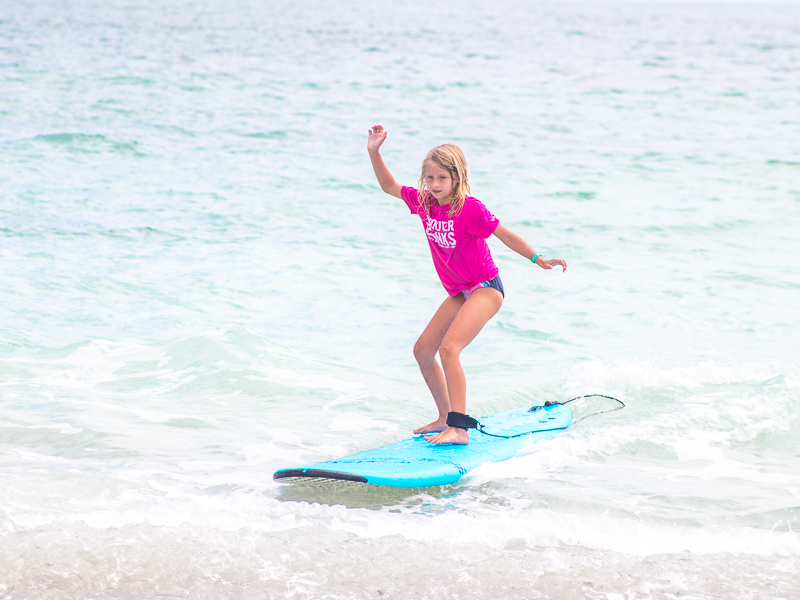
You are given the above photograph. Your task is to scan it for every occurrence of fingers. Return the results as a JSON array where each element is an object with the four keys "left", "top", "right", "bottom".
[{"left": 543, "top": 258, "right": 568, "bottom": 272}]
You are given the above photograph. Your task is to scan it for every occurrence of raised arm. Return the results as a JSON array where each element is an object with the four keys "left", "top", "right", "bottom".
[
  {"left": 493, "top": 223, "right": 568, "bottom": 272},
  {"left": 367, "top": 125, "right": 402, "bottom": 199}
]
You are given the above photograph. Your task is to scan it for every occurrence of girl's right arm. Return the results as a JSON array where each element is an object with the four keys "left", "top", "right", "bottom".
[{"left": 367, "top": 125, "right": 402, "bottom": 199}]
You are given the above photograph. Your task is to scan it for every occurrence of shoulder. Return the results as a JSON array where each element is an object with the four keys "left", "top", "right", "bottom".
[
  {"left": 460, "top": 195, "right": 499, "bottom": 236},
  {"left": 401, "top": 186, "right": 424, "bottom": 213},
  {"left": 401, "top": 185, "right": 418, "bottom": 198},
  {"left": 462, "top": 195, "right": 494, "bottom": 218},
  {"left": 463, "top": 195, "right": 484, "bottom": 209}
]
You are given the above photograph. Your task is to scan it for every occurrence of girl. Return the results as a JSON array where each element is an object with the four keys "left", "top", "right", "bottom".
[{"left": 367, "top": 125, "right": 567, "bottom": 445}]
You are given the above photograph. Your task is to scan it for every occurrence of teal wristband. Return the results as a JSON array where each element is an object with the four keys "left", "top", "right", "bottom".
[{"left": 531, "top": 254, "right": 541, "bottom": 264}]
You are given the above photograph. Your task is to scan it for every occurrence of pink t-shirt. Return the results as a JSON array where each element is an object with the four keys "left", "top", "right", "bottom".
[{"left": 401, "top": 186, "right": 500, "bottom": 296}]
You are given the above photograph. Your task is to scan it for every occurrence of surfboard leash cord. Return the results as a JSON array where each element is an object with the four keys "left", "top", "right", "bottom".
[{"left": 475, "top": 394, "right": 625, "bottom": 440}]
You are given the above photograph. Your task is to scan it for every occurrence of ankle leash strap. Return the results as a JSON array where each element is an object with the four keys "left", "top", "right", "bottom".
[{"left": 446, "top": 411, "right": 478, "bottom": 430}]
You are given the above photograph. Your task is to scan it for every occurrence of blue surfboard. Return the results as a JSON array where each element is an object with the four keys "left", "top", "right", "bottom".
[{"left": 274, "top": 402, "right": 573, "bottom": 488}]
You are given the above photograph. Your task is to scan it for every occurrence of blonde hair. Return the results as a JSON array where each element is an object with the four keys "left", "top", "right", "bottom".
[{"left": 416, "top": 143, "right": 470, "bottom": 217}]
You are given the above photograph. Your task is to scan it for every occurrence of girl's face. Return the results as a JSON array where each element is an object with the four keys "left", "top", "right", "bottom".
[{"left": 425, "top": 162, "right": 456, "bottom": 205}]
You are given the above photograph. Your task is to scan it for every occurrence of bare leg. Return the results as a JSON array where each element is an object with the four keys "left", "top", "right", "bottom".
[
  {"left": 424, "top": 287, "right": 503, "bottom": 445},
  {"left": 412, "top": 294, "right": 466, "bottom": 434}
]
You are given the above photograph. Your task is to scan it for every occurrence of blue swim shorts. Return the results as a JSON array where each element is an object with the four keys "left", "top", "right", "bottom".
[{"left": 462, "top": 275, "right": 504, "bottom": 299}]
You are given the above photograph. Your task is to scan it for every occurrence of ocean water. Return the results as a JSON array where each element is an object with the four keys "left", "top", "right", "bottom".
[{"left": 2, "top": 0, "right": 799, "bottom": 598}]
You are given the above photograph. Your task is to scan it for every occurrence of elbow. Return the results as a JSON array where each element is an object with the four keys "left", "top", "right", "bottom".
[{"left": 381, "top": 181, "right": 399, "bottom": 196}]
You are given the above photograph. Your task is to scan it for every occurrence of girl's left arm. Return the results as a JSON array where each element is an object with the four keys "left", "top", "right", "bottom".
[{"left": 493, "top": 223, "right": 567, "bottom": 272}]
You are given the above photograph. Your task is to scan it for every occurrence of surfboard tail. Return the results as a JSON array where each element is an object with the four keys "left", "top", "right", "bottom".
[{"left": 273, "top": 468, "right": 368, "bottom": 484}]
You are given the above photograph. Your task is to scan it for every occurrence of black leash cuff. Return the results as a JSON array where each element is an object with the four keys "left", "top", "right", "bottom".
[{"left": 446, "top": 411, "right": 478, "bottom": 430}]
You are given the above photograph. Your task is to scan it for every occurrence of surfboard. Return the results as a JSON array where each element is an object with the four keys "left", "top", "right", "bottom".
[{"left": 273, "top": 402, "right": 573, "bottom": 488}]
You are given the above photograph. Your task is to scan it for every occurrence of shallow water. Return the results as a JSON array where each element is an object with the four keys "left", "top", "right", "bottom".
[{"left": 2, "top": 0, "right": 800, "bottom": 598}]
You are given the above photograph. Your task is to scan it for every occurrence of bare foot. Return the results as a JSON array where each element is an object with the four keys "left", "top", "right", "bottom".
[
  {"left": 424, "top": 427, "right": 469, "bottom": 445},
  {"left": 414, "top": 419, "right": 447, "bottom": 435}
]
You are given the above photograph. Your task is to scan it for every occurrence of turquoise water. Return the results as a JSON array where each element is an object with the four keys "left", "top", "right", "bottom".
[{"left": 2, "top": 0, "right": 799, "bottom": 597}]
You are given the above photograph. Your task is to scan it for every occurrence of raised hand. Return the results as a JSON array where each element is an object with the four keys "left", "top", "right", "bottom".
[{"left": 367, "top": 124, "right": 388, "bottom": 154}]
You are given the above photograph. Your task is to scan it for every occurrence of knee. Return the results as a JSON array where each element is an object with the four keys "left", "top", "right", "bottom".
[
  {"left": 438, "top": 341, "right": 461, "bottom": 365},
  {"left": 413, "top": 339, "right": 436, "bottom": 365}
]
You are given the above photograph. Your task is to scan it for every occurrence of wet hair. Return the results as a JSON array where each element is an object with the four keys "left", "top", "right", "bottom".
[{"left": 416, "top": 143, "right": 470, "bottom": 217}]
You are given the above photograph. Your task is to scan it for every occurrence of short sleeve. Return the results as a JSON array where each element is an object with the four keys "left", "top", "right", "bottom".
[
  {"left": 401, "top": 186, "right": 422, "bottom": 215},
  {"left": 464, "top": 198, "right": 500, "bottom": 238}
]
